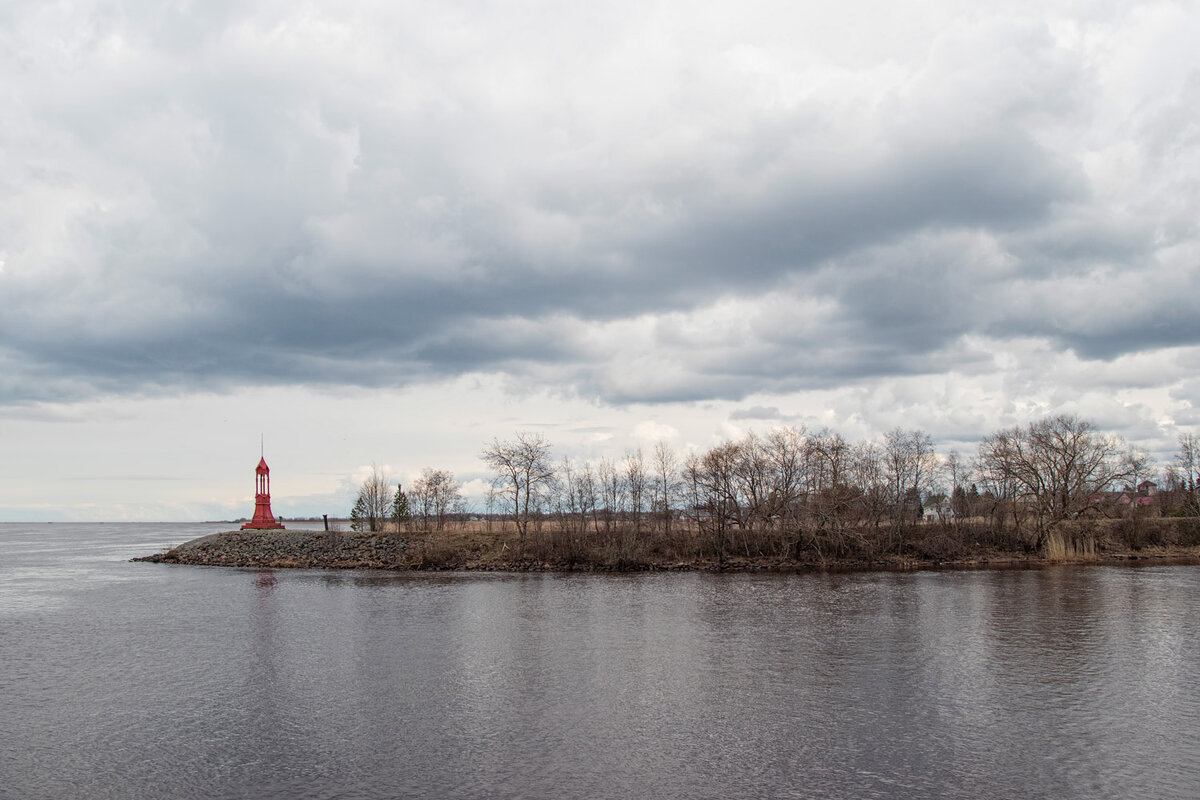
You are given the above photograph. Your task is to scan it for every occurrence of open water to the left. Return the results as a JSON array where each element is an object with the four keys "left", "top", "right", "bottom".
[{"left": 3, "top": 522, "right": 1200, "bottom": 800}]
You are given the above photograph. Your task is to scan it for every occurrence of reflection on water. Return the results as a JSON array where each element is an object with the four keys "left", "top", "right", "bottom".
[{"left": 2, "top": 523, "right": 1198, "bottom": 800}]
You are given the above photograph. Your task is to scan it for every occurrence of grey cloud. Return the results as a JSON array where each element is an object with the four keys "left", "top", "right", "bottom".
[
  {"left": 729, "top": 406, "right": 786, "bottom": 421},
  {"left": 2, "top": 1, "right": 1198, "bottom": 409}
]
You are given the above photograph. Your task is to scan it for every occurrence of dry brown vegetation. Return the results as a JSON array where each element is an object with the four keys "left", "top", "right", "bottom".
[{"left": 384, "top": 515, "right": 1200, "bottom": 571}]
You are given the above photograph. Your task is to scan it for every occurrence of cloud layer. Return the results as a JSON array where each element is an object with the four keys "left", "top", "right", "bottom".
[{"left": 3, "top": 0, "right": 1198, "bottom": 424}]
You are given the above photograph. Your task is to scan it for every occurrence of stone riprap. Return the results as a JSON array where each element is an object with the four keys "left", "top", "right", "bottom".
[{"left": 136, "top": 529, "right": 410, "bottom": 569}]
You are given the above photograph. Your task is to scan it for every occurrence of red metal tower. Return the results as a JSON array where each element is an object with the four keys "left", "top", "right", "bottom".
[{"left": 241, "top": 456, "right": 285, "bottom": 530}]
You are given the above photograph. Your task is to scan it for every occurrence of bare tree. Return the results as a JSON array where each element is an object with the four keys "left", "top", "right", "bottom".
[
  {"left": 625, "top": 449, "right": 648, "bottom": 534},
  {"left": 1176, "top": 433, "right": 1200, "bottom": 513},
  {"left": 978, "top": 415, "right": 1133, "bottom": 548},
  {"left": 805, "top": 429, "right": 859, "bottom": 553},
  {"left": 597, "top": 456, "right": 624, "bottom": 533},
  {"left": 1124, "top": 448, "right": 1156, "bottom": 497},
  {"left": 556, "top": 457, "right": 597, "bottom": 538},
  {"left": 481, "top": 433, "right": 556, "bottom": 557},
  {"left": 851, "top": 440, "right": 888, "bottom": 533},
  {"left": 409, "top": 468, "right": 463, "bottom": 531},
  {"left": 975, "top": 427, "right": 1025, "bottom": 532},
  {"left": 652, "top": 441, "right": 680, "bottom": 536},
  {"left": 578, "top": 460, "right": 601, "bottom": 534},
  {"left": 942, "top": 450, "right": 971, "bottom": 496},
  {"left": 765, "top": 426, "right": 806, "bottom": 511},
  {"left": 484, "top": 485, "right": 500, "bottom": 533},
  {"left": 809, "top": 429, "right": 850, "bottom": 492},
  {"left": 1025, "top": 415, "right": 1131, "bottom": 529},
  {"left": 688, "top": 441, "right": 741, "bottom": 564},
  {"left": 555, "top": 457, "right": 581, "bottom": 536},
  {"left": 884, "top": 428, "right": 937, "bottom": 544},
  {"left": 731, "top": 433, "right": 772, "bottom": 539},
  {"left": 350, "top": 464, "right": 393, "bottom": 533},
  {"left": 943, "top": 450, "right": 972, "bottom": 521}
]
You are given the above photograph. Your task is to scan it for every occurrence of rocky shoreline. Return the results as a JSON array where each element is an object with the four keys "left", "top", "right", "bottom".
[
  {"left": 134, "top": 529, "right": 1200, "bottom": 573},
  {"left": 135, "top": 530, "right": 412, "bottom": 570}
]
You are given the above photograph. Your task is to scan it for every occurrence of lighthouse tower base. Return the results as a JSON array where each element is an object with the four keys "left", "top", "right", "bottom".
[{"left": 242, "top": 493, "right": 284, "bottom": 529}]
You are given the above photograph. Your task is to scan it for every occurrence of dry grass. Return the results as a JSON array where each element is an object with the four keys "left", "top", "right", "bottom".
[
  {"left": 370, "top": 515, "right": 1200, "bottom": 570},
  {"left": 393, "top": 519, "right": 706, "bottom": 568},
  {"left": 399, "top": 523, "right": 516, "bottom": 567},
  {"left": 1041, "top": 531, "right": 1097, "bottom": 563}
]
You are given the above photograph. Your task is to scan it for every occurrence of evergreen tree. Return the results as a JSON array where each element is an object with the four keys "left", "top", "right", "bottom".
[
  {"left": 951, "top": 485, "right": 968, "bottom": 517},
  {"left": 392, "top": 484, "right": 411, "bottom": 531},
  {"left": 350, "top": 495, "right": 367, "bottom": 531}
]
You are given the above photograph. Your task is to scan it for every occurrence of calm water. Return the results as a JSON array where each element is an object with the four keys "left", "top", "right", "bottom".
[{"left": 2, "top": 523, "right": 1198, "bottom": 800}]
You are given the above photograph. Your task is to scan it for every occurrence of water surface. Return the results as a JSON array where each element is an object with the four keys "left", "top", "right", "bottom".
[{"left": 2, "top": 523, "right": 1197, "bottom": 799}]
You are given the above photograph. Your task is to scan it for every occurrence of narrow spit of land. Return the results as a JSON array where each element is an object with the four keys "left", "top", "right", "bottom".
[{"left": 135, "top": 521, "right": 1200, "bottom": 573}]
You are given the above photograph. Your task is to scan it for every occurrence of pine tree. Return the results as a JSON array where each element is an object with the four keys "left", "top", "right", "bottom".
[
  {"left": 392, "top": 484, "right": 411, "bottom": 531},
  {"left": 350, "top": 495, "right": 367, "bottom": 531}
]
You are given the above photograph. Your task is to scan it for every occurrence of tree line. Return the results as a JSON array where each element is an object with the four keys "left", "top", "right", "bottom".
[
  {"left": 350, "top": 415, "right": 1200, "bottom": 563},
  {"left": 350, "top": 465, "right": 466, "bottom": 533}
]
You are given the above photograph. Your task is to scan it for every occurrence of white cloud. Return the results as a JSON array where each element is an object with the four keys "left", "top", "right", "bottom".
[{"left": 631, "top": 420, "right": 680, "bottom": 443}]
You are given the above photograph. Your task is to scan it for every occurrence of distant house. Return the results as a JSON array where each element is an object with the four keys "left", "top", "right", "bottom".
[
  {"left": 926, "top": 498, "right": 954, "bottom": 522},
  {"left": 1087, "top": 482, "right": 1158, "bottom": 514}
]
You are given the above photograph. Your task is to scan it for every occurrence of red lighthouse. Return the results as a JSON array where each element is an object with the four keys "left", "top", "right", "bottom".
[{"left": 241, "top": 457, "right": 285, "bottom": 530}]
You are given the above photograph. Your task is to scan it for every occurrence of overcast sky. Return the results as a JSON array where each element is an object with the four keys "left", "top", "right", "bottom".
[{"left": 2, "top": 0, "right": 1198, "bottom": 521}]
